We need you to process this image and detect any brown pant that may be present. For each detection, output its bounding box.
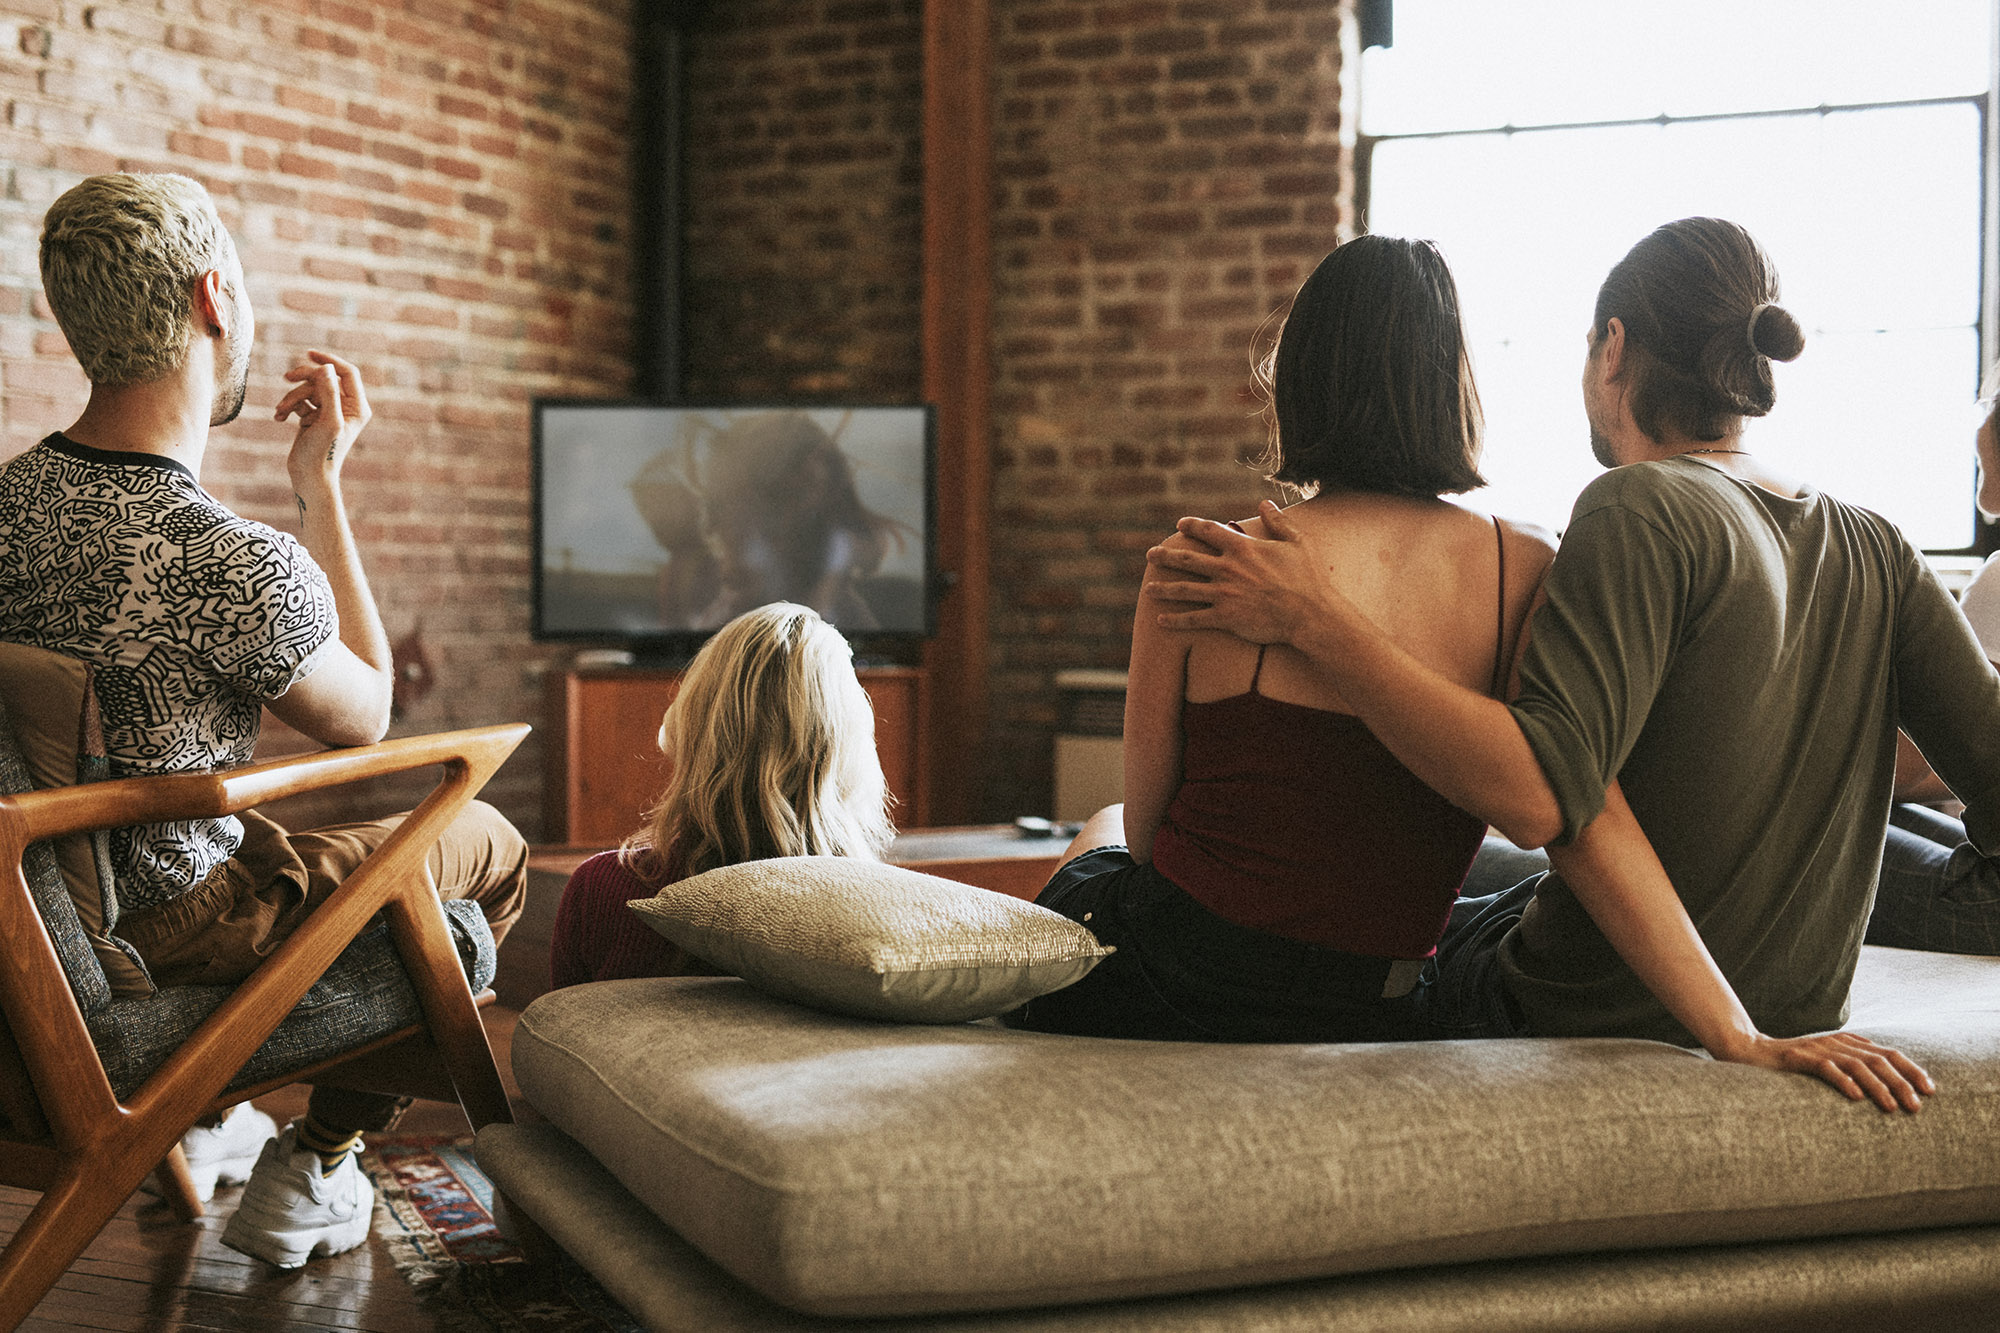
[120,800,528,1133]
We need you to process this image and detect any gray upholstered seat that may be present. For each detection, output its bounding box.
[0,694,495,1102]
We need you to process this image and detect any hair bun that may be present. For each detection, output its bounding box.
[1748,303,1805,363]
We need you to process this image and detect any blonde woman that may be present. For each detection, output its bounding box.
[548,602,895,987]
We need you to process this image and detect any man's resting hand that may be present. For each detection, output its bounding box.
[1144,500,1331,646]
[1716,1029,1934,1114]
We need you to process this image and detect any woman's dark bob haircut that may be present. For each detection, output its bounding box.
[1257,235,1485,498]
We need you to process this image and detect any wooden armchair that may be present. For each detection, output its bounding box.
[0,670,529,1330]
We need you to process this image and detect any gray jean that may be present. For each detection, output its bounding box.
[1867,803,2000,954]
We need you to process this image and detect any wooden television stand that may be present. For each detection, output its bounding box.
[543,665,929,847]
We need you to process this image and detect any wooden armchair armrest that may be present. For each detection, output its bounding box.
[2,724,529,844]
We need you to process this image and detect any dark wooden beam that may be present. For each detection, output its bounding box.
[921,0,993,825]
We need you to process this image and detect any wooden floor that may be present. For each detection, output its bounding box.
[4,1009,537,1333]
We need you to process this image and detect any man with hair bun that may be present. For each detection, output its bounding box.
[0,173,527,1267]
[1148,217,2000,1112]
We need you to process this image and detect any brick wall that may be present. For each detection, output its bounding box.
[673,0,1352,820]
[0,1,1355,835]
[681,0,924,402]
[983,0,1351,815]
[0,0,638,835]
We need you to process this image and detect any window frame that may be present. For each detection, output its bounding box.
[1353,10,2000,556]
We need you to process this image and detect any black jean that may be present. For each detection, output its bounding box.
[1006,848,1433,1043]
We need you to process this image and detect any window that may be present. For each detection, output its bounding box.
[1361,1,1995,550]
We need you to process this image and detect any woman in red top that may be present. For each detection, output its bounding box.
[1011,236,1557,1041]
[548,602,896,988]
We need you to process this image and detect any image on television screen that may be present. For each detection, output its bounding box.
[536,404,932,638]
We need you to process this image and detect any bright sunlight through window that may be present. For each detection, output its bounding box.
[1362,1,1993,548]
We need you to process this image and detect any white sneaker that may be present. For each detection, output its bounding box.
[220,1125,375,1269]
[143,1103,277,1202]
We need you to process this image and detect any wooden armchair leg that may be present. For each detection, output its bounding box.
[385,887,513,1131]
[155,1143,205,1221]
[430,995,512,1129]
[0,1162,158,1332]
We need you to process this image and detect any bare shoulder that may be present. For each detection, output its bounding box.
[1498,515,1558,571]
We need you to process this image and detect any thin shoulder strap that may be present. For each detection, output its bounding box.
[1488,516,1509,698]
[1218,517,1272,698]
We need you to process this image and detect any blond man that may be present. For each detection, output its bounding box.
[0,174,526,1268]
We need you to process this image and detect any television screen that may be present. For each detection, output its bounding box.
[533,403,934,647]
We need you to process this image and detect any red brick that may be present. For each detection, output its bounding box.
[369,202,427,229]
[347,102,404,131]
[319,0,379,31]
[398,304,460,328]
[429,155,481,181]
[340,165,397,194]
[436,93,490,121]
[281,289,344,315]
[1012,7,1091,36]
[279,87,340,117]
[235,112,307,143]
[297,26,362,59]
[412,118,460,146]
[468,131,518,158]
[309,126,366,154]
[277,151,339,180]
[401,179,455,207]
[168,131,232,163]
[304,257,368,283]
[428,276,486,301]
[370,139,425,169]
[56,145,120,175]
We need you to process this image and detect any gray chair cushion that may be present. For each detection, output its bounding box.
[511,947,2000,1318]
[89,899,495,1101]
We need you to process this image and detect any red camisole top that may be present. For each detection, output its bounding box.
[1149,517,1507,959]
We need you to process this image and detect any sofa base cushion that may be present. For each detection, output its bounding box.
[477,1121,2000,1332]
[509,947,2000,1317]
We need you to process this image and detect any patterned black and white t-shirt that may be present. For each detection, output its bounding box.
[0,434,337,908]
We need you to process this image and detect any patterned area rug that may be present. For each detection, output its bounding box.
[363,1134,643,1332]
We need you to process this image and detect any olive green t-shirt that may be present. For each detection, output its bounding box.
[1499,456,2000,1043]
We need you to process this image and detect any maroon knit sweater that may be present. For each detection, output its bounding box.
[548,850,724,990]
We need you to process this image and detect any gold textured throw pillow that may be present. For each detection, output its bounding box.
[627,855,1113,1023]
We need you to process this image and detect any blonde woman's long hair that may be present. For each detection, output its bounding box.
[621,603,895,881]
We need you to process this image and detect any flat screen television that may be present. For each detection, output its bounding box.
[532,401,935,660]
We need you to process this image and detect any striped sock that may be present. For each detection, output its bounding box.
[294,1114,363,1177]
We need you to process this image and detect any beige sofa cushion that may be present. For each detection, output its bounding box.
[628,856,1111,1022]
[476,1120,2000,1333]
[512,946,2000,1318]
